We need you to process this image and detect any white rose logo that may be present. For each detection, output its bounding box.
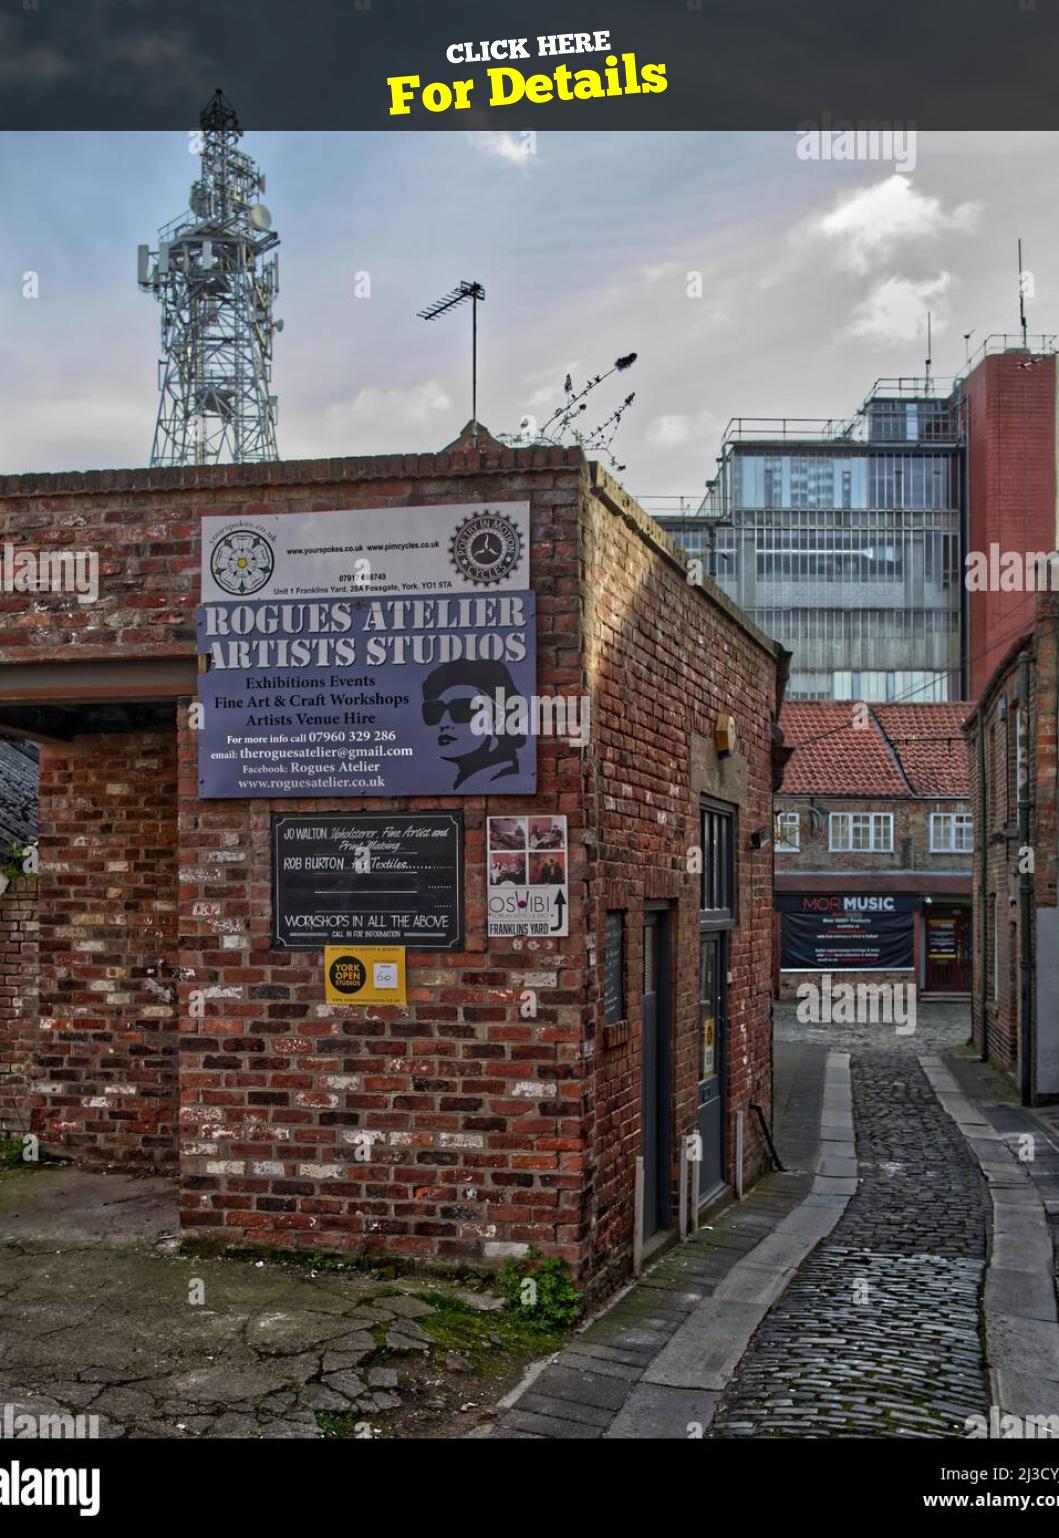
[210,529,275,596]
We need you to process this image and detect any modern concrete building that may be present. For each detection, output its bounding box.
[659,335,1059,706]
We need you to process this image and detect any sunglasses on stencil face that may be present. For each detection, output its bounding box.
[422,696,479,726]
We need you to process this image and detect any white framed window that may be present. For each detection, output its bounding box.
[774,811,800,852]
[828,811,893,853]
[929,810,973,854]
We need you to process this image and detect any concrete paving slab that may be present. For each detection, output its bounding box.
[984,1267,1058,1324]
[500,1408,603,1439]
[991,1229,1053,1272]
[987,1313,1059,1384]
[559,1350,644,1382]
[775,1204,846,1242]
[993,1369,1059,1423]
[711,1261,797,1308]
[991,1209,1051,1239]
[517,1390,613,1428]
[811,1175,859,1196]
[642,1299,767,1390]
[604,1383,720,1439]
[528,1365,631,1413]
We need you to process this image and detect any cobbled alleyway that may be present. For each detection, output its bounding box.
[707,1048,990,1437]
[494,1002,1059,1440]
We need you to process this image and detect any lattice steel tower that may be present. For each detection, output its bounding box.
[139,90,282,466]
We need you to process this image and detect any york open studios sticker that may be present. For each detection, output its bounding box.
[324,945,407,1005]
[487,814,568,937]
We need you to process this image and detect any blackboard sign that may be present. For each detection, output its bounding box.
[604,910,625,1024]
[273,813,464,950]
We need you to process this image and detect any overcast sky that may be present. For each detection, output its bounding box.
[0,130,1055,506]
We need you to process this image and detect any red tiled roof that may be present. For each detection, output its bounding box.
[778,702,907,796]
[778,701,973,798]
[874,704,972,796]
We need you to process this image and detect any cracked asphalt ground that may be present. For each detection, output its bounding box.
[710,1007,991,1437]
[0,1166,527,1439]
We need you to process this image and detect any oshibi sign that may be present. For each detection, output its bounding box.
[486,814,569,937]
[199,502,530,601]
[195,592,537,798]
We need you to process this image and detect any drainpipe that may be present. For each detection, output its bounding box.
[978,712,989,1062]
[1018,650,1034,1105]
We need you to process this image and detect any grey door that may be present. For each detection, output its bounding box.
[641,910,671,1239]
[698,932,725,1200]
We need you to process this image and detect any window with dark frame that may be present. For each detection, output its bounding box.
[700,800,736,927]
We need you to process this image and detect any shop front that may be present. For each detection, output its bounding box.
[777,884,973,999]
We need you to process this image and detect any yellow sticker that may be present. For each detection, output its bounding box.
[324,946,406,1005]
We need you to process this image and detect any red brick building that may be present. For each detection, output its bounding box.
[964,594,1059,1102]
[774,701,974,999]
[963,347,1059,699]
[0,433,786,1301]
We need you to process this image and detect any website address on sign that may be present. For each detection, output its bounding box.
[237,775,389,791]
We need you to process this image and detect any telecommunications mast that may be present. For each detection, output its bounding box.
[138,89,282,466]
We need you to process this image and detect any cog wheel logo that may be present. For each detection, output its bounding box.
[449,511,524,587]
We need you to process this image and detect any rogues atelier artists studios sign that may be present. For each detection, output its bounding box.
[195,502,536,799]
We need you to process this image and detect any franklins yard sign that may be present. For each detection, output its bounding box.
[195,502,538,799]
[272,813,464,950]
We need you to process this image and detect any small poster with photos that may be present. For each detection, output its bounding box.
[486,814,569,937]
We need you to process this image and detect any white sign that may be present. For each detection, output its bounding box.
[487,815,568,938]
[200,502,530,602]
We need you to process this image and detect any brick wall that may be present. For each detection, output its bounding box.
[35,729,179,1169]
[969,681,1024,1072]
[582,469,779,1298]
[0,442,781,1299]
[172,456,591,1273]
[964,352,1057,698]
[966,597,1059,1086]
[0,877,38,1138]
[775,795,974,878]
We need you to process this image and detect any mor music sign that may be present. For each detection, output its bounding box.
[778,893,918,971]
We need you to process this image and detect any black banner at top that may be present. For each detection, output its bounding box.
[3,0,1059,129]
